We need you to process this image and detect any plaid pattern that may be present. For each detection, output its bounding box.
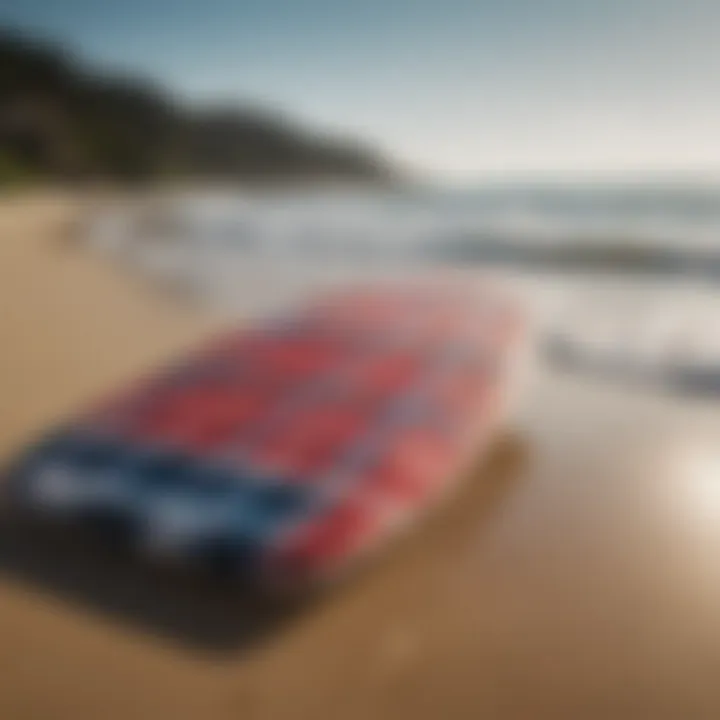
[7,282,524,588]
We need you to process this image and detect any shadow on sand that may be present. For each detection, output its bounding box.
[0,434,528,655]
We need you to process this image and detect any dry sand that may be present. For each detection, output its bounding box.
[2,193,720,719]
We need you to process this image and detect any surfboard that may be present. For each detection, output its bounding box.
[6,281,525,591]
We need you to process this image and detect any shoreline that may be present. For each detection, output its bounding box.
[4,191,720,719]
[0,192,223,461]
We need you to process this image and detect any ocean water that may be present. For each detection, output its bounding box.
[93,183,720,254]
[88,185,720,396]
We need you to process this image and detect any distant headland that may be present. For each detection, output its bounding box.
[0,30,397,186]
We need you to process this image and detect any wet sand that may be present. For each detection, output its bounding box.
[3,194,720,719]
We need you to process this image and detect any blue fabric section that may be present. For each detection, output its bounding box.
[7,431,317,574]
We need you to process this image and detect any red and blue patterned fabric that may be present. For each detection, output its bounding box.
[6,282,524,589]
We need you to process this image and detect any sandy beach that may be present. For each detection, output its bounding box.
[0,194,223,460]
[3,193,720,719]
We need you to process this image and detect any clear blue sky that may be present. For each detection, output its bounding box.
[3,0,720,180]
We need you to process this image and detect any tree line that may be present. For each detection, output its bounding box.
[0,30,393,184]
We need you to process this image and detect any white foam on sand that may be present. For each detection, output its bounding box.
[86,191,720,395]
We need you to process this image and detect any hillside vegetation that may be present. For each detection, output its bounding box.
[0,31,393,184]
